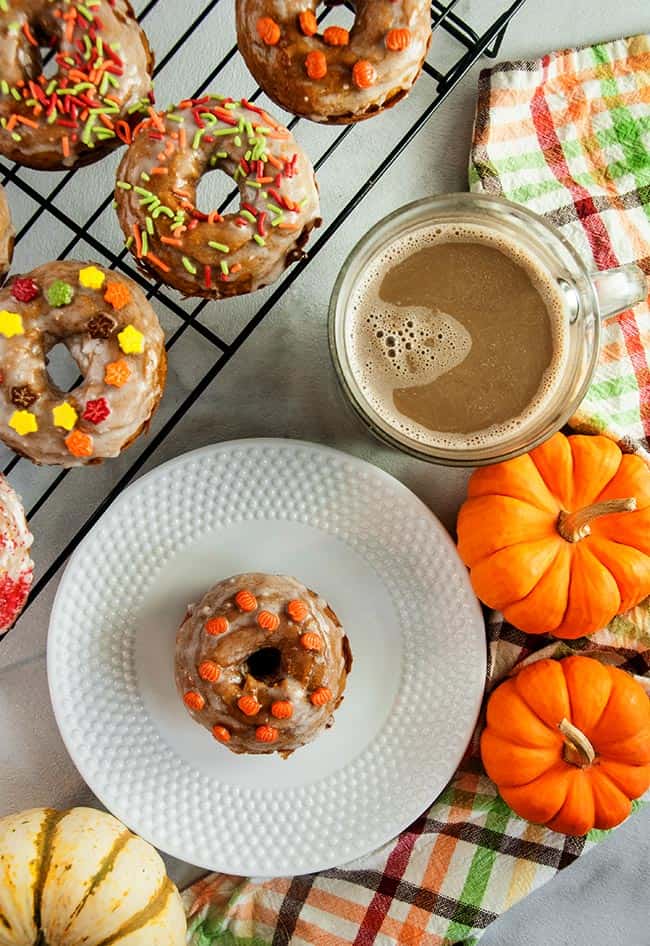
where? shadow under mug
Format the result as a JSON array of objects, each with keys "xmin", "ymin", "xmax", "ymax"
[{"xmin": 328, "ymin": 193, "xmax": 648, "ymax": 467}]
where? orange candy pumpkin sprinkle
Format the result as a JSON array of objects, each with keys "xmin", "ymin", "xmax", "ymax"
[
  {"xmin": 256, "ymin": 16, "xmax": 281, "ymax": 45},
  {"xmin": 103, "ymin": 280, "xmax": 132, "ymax": 310},
  {"xmin": 323, "ymin": 26, "xmax": 349, "ymax": 46},
  {"xmin": 64, "ymin": 430, "xmax": 93, "ymax": 459},
  {"xmin": 305, "ymin": 50, "xmax": 327, "ymax": 80},
  {"xmin": 238, "ymin": 694, "xmax": 261, "ymax": 716},
  {"xmin": 352, "ymin": 59, "xmax": 377, "ymax": 89},
  {"xmin": 298, "ymin": 10, "xmax": 318, "ymax": 35},
  {"xmin": 212, "ymin": 725, "xmax": 231, "ymax": 743},
  {"xmin": 235, "ymin": 589, "xmax": 257, "ymax": 612},
  {"xmin": 184, "ymin": 691, "xmax": 205, "ymax": 712},
  {"xmin": 104, "ymin": 359, "xmax": 131, "ymax": 388},
  {"xmin": 198, "ymin": 660, "xmax": 221, "ymax": 682},
  {"xmin": 256, "ymin": 724, "xmax": 279, "ymax": 743},
  {"xmin": 385, "ymin": 28, "xmax": 412, "ymax": 51},
  {"xmin": 300, "ymin": 632, "xmax": 323, "ymax": 652},
  {"xmin": 205, "ymin": 615, "xmax": 229, "ymax": 635},
  {"xmin": 287, "ymin": 599, "xmax": 308, "ymax": 623},
  {"xmin": 310, "ymin": 686, "xmax": 332, "ymax": 706},
  {"xmin": 271, "ymin": 700, "xmax": 293, "ymax": 719},
  {"xmin": 257, "ymin": 610, "xmax": 280, "ymax": 632}
]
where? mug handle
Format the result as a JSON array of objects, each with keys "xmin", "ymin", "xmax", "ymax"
[{"xmin": 591, "ymin": 264, "xmax": 648, "ymax": 319}]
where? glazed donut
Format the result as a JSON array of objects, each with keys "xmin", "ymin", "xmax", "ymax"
[
  {"xmin": 0, "ymin": 184, "xmax": 14, "ymax": 284},
  {"xmin": 114, "ymin": 95, "xmax": 321, "ymax": 298},
  {"xmin": 236, "ymin": 1, "xmax": 432, "ymax": 123},
  {"xmin": 0, "ymin": 261, "xmax": 166, "ymax": 467},
  {"xmin": 0, "ymin": 474, "xmax": 33, "ymax": 631},
  {"xmin": 175, "ymin": 573, "xmax": 352, "ymax": 756},
  {"xmin": 0, "ymin": 0, "xmax": 153, "ymax": 170}
]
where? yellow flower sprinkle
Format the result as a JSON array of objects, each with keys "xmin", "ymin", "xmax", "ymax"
[
  {"xmin": 0, "ymin": 310, "xmax": 24, "ymax": 338},
  {"xmin": 78, "ymin": 265, "xmax": 106, "ymax": 290},
  {"xmin": 9, "ymin": 410, "xmax": 38, "ymax": 436},
  {"xmin": 117, "ymin": 323, "xmax": 144, "ymax": 354},
  {"xmin": 52, "ymin": 402, "xmax": 78, "ymax": 431}
]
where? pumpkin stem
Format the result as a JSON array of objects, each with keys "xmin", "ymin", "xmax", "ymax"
[
  {"xmin": 557, "ymin": 497, "xmax": 636, "ymax": 542},
  {"xmin": 559, "ymin": 718, "xmax": 596, "ymax": 767}
]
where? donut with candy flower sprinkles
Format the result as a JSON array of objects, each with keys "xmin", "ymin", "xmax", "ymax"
[
  {"xmin": 236, "ymin": 0, "xmax": 432, "ymax": 123},
  {"xmin": 0, "ymin": 0, "xmax": 154, "ymax": 170},
  {"xmin": 114, "ymin": 95, "xmax": 321, "ymax": 298},
  {"xmin": 0, "ymin": 261, "xmax": 166, "ymax": 466}
]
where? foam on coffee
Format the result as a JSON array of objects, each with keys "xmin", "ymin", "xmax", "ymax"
[{"xmin": 346, "ymin": 223, "xmax": 569, "ymax": 450}]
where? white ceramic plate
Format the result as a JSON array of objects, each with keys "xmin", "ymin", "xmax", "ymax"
[{"xmin": 48, "ymin": 439, "xmax": 485, "ymax": 876}]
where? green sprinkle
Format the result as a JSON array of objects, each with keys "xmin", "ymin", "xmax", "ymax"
[
  {"xmin": 7, "ymin": 20, "xmax": 18, "ymax": 32},
  {"xmin": 192, "ymin": 129, "xmax": 205, "ymax": 150},
  {"xmin": 133, "ymin": 186, "xmax": 154, "ymax": 197},
  {"xmin": 267, "ymin": 203, "xmax": 283, "ymax": 215},
  {"xmin": 224, "ymin": 102, "xmax": 237, "ymax": 110},
  {"xmin": 83, "ymin": 35, "xmax": 93, "ymax": 60},
  {"xmin": 152, "ymin": 205, "xmax": 174, "ymax": 219},
  {"xmin": 0, "ymin": 81, "xmax": 8, "ymax": 95},
  {"xmin": 255, "ymin": 126, "xmax": 271, "ymax": 134},
  {"xmin": 253, "ymin": 235, "xmax": 266, "ymax": 247},
  {"xmin": 140, "ymin": 230, "xmax": 149, "ymax": 256},
  {"xmin": 77, "ymin": 3, "xmax": 95, "ymax": 21},
  {"xmin": 234, "ymin": 135, "xmax": 242, "ymax": 147},
  {"xmin": 145, "ymin": 216, "xmax": 154, "ymax": 235},
  {"xmin": 112, "ymin": 200, "xmax": 118, "ymax": 209},
  {"xmin": 244, "ymin": 149, "xmax": 252, "ymax": 161},
  {"xmin": 220, "ymin": 261, "xmax": 230, "ymax": 276},
  {"xmin": 116, "ymin": 181, "xmax": 132, "ymax": 190},
  {"xmin": 46, "ymin": 280, "xmax": 74, "ymax": 307},
  {"xmin": 125, "ymin": 235, "xmax": 134, "ymax": 249},
  {"xmin": 46, "ymin": 80, "xmax": 57, "ymax": 96},
  {"xmin": 128, "ymin": 101, "xmax": 145, "ymax": 114},
  {"xmin": 246, "ymin": 180, "xmax": 262, "ymax": 188},
  {"xmin": 233, "ymin": 167, "xmax": 243, "ymax": 181},
  {"xmin": 47, "ymin": 111, "xmax": 58, "ymax": 125},
  {"xmin": 0, "ymin": 1, "xmax": 8, "ymax": 12},
  {"xmin": 208, "ymin": 241, "xmax": 230, "ymax": 253},
  {"xmin": 81, "ymin": 116, "xmax": 96, "ymax": 146},
  {"xmin": 271, "ymin": 214, "xmax": 284, "ymax": 227},
  {"xmin": 10, "ymin": 132, "xmax": 21, "ymax": 142},
  {"xmin": 182, "ymin": 256, "xmax": 197, "ymax": 275},
  {"xmin": 166, "ymin": 112, "xmax": 184, "ymax": 123},
  {"xmin": 140, "ymin": 171, "xmax": 150, "ymax": 182},
  {"xmin": 240, "ymin": 210, "xmax": 256, "ymax": 224},
  {"xmin": 215, "ymin": 151, "xmax": 228, "ymax": 158},
  {"xmin": 10, "ymin": 87, "xmax": 21, "ymax": 101}
]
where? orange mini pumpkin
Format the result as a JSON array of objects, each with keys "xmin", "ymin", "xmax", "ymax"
[
  {"xmin": 457, "ymin": 432, "xmax": 650, "ymax": 638},
  {"xmin": 481, "ymin": 656, "xmax": 650, "ymax": 835}
]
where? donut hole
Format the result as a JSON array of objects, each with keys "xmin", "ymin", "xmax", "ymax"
[
  {"xmin": 45, "ymin": 342, "xmax": 79, "ymax": 391},
  {"xmin": 194, "ymin": 171, "xmax": 237, "ymax": 216},
  {"xmin": 246, "ymin": 647, "xmax": 283, "ymax": 684}
]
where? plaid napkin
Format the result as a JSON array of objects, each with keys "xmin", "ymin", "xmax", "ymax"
[{"xmin": 182, "ymin": 35, "xmax": 650, "ymax": 945}]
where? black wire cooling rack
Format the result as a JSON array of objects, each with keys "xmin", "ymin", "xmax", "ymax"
[{"xmin": 0, "ymin": 0, "xmax": 528, "ymax": 642}]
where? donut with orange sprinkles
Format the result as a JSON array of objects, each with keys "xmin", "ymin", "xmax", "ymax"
[
  {"xmin": 0, "ymin": 473, "xmax": 33, "ymax": 632},
  {"xmin": 175, "ymin": 573, "xmax": 352, "ymax": 757},
  {"xmin": 0, "ymin": 0, "xmax": 153, "ymax": 170},
  {"xmin": 0, "ymin": 260, "xmax": 166, "ymax": 466},
  {"xmin": 114, "ymin": 94, "xmax": 321, "ymax": 298},
  {"xmin": 236, "ymin": 1, "xmax": 432, "ymax": 123}
]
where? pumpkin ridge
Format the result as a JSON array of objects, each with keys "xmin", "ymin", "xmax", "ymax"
[
  {"xmin": 505, "ymin": 543, "xmax": 571, "ymax": 634},
  {"xmin": 63, "ymin": 829, "xmax": 133, "ymax": 932},
  {"xmin": 94, "ymin": 876, "xmax": 175, "ymax": 946},
  {"xmin": 467, "ymin": 534, "xmax": 562, "ymax": 575},
  {"xmin": 31, "ymin": 809, "xmax": 69, "ymax": 935},
  {"xmin": 0, "ymin": 909, "xmax": 11, "ymax": 932}
]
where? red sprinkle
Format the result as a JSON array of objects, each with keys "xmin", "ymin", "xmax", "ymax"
[
  {"xmin": 11, "ymin": 278, "xmax": 39, "ymax": 302},
  {"xmin": 82, "ymin": 397, "xmax": 110, "ymax": 424}
]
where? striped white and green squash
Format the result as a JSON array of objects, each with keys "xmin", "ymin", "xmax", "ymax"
[{"xmin": 0, "ymin": 808, "xmax": 186, "ymax": 946}]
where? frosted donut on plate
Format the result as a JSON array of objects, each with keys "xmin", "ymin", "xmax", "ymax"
[
  {"xmin": 0, "ymin": 474, "xmax": 33, "ymax": 631},
  {"xmin": 0, "ymin": 184, "xmax": 14, "ymax": 284},
  {"xmin": 0, "ymin": 0, "xmax": 154, "ymax": 170},
  {"xmin": 0, "ymin": 261, "xmax": 166, "ymax": 467},
  {"xmin": 114, "ymin": 95, "xmax": 321, "ymax": 298},
  {"xmin": 175, "ymin": 573, "xmax": 352, "ymax": 756},
  {"xmin": 236, "ymin": 0, "xmax": 432, "ymax": 123}
]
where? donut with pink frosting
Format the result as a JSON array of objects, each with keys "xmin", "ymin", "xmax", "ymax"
[{"xmin": 0, "ymin": 475, "xmax": 33, "ymax": 632}]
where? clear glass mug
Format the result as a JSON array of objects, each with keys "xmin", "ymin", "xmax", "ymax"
[{"xmin": 328, "ymin": 193, "xmax": 648, "ymax": 466}]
